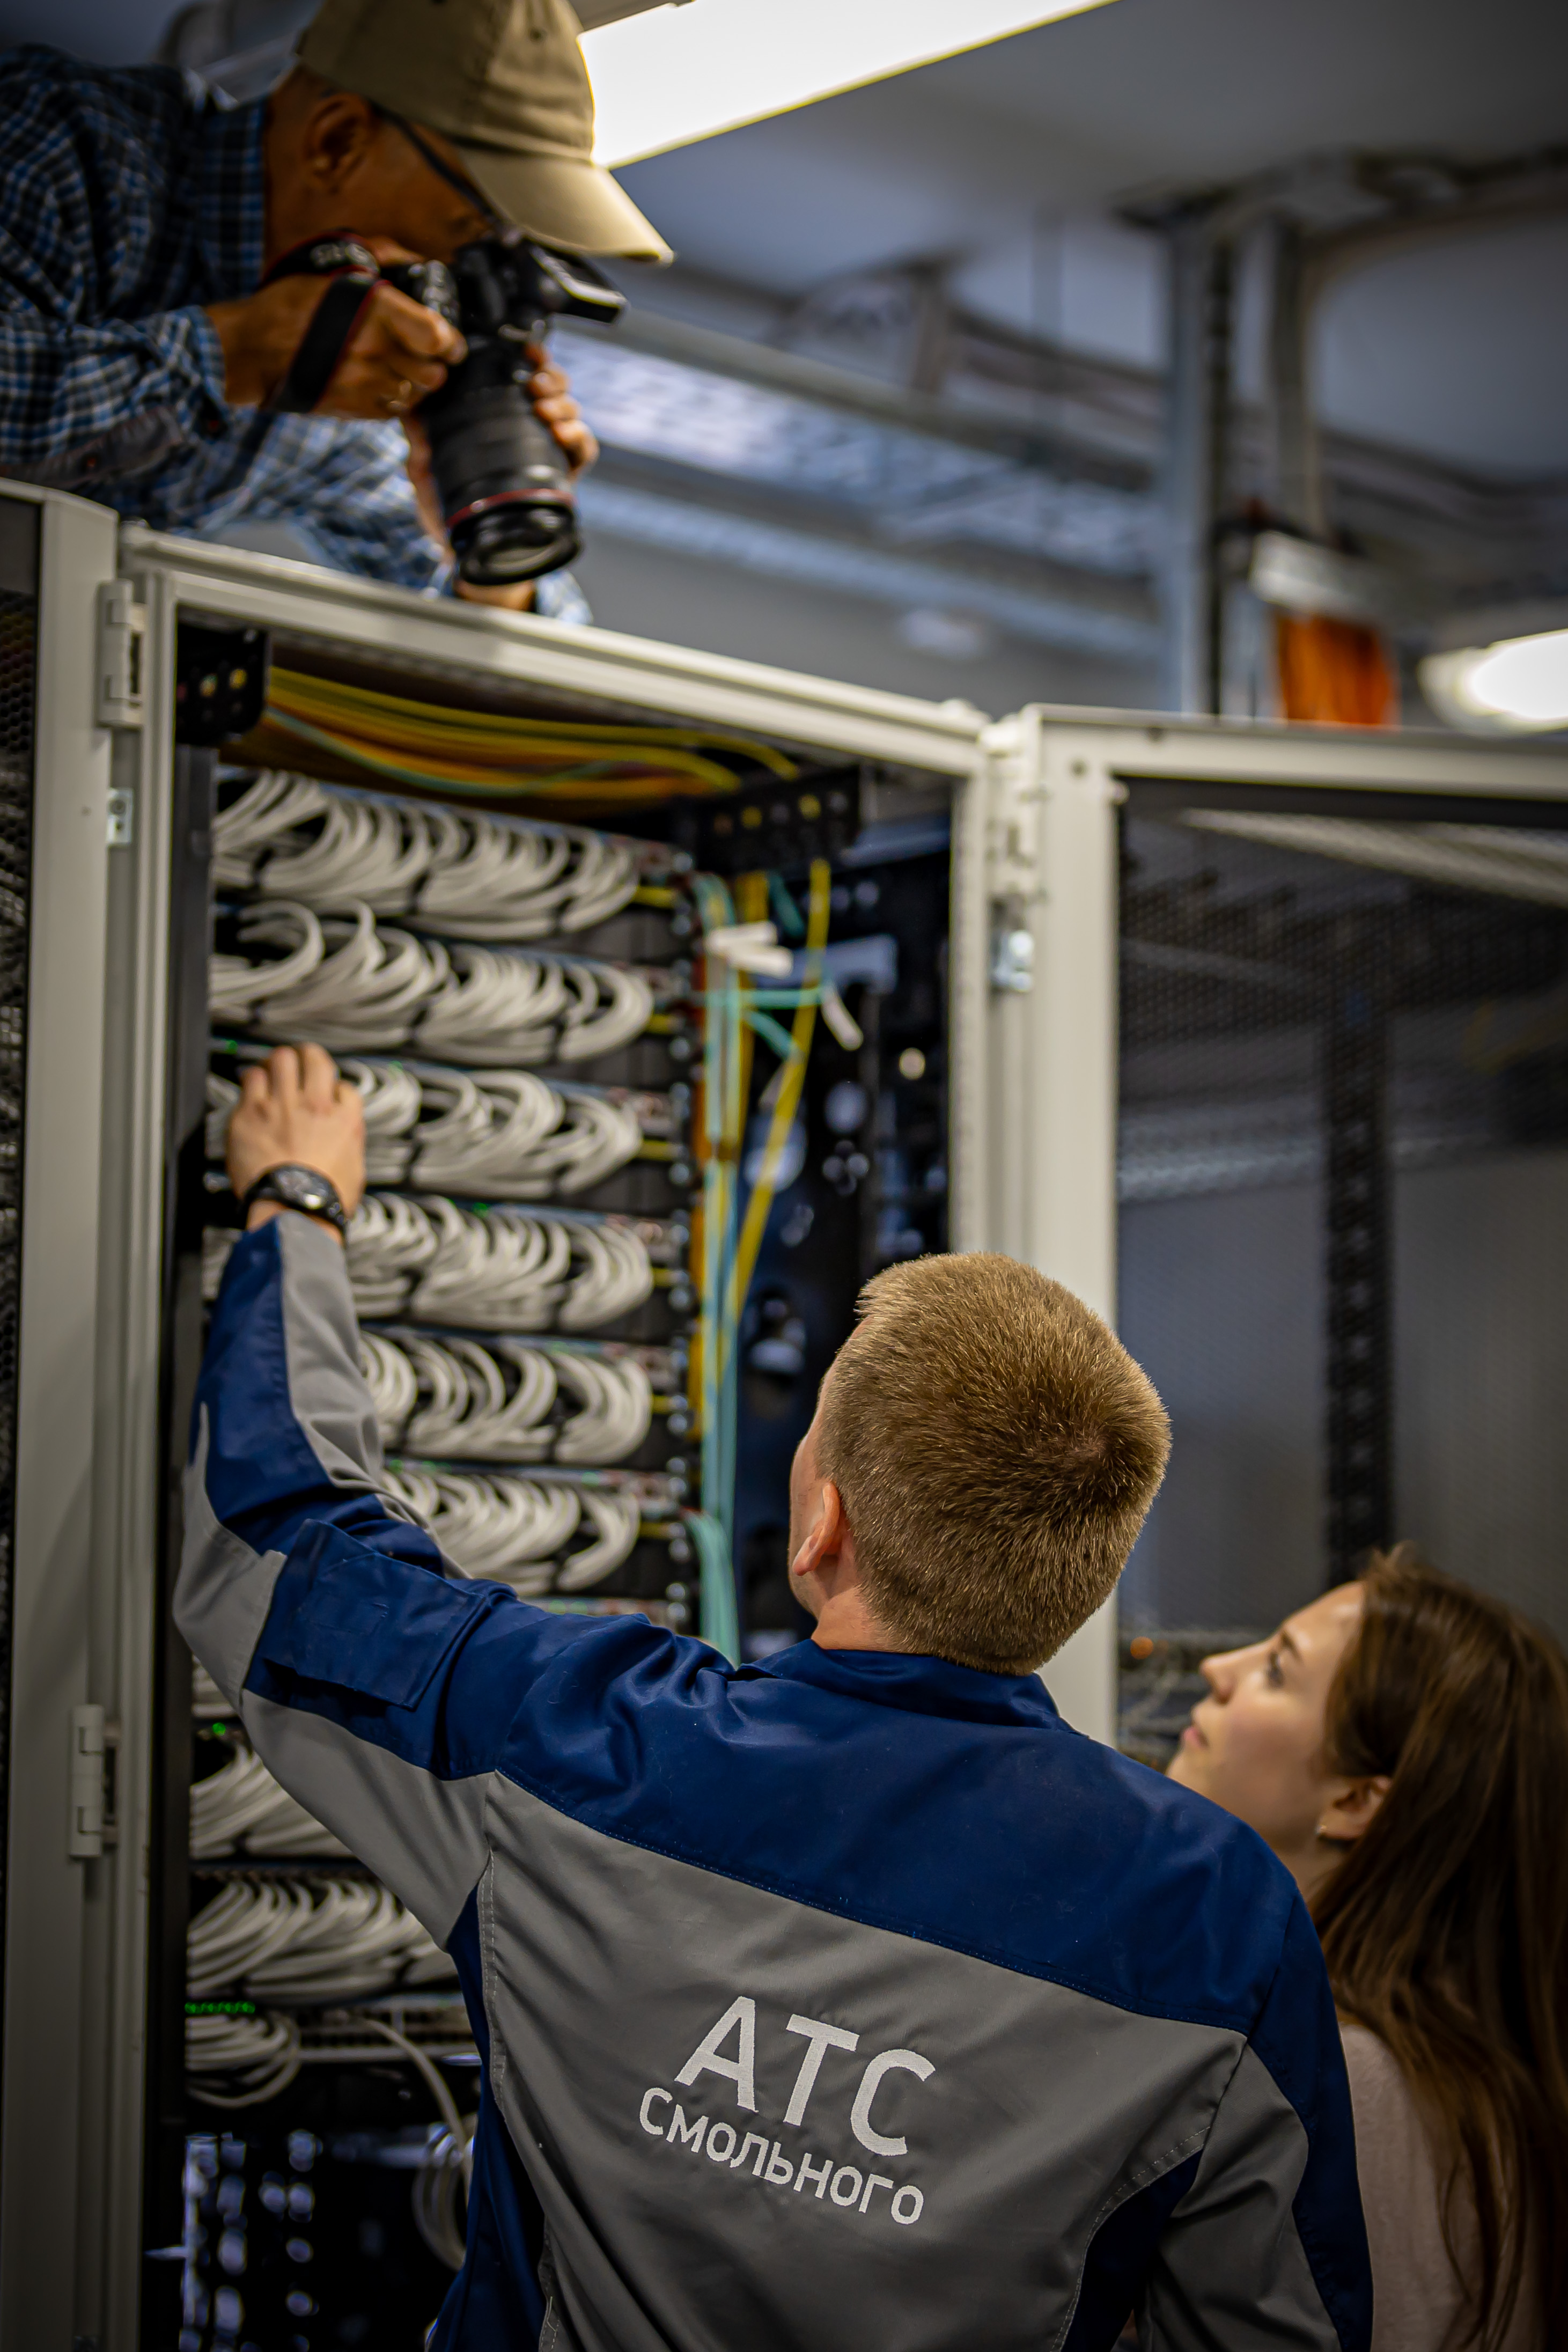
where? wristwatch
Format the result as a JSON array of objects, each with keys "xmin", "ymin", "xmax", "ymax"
[{"xmin": 239, "ymin": 1163, "xmax": 350, "ymax": 1238}]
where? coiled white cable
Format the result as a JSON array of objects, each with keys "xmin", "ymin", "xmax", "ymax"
[
  {"xmin": 219, "ymin": 901, "xmax": 657, "ymax": 1064},
  {"xmin": 204, "ymin": 1196, "xmax": 656, "ymax": 1335},
  {"xmin": 190, "ymin": 1742, "xmax": 352, "ymax": 1861},
  {"xmin": 187, "ymin": 2010, "xmax": 305, "ymax": 2110},
  {"xmin": 553, "ymin": 1350, "xmax": 656, "ymax": 1463},
  {"xmin": 214, "ymin": 771, "xmax": 642, "ymax": 938},
  {"xmin": 341, "ymin": 1057, "xmax": 426, "ymax": 1181},
  {"xmin": 252, "ymin": 907, "xmax": 451, "ymax": 1050},
  {"xmin": 381, "ymin": 1464, "xmax": 581, "ymax": 1589},
  {"xmin": 352, "ymin": 1197, "xmax": 651, "ymax": 1331},
  {"xmin": 554, "ymin": 1490, "xmax": 644, "ymax": 1590},
  {"xmin": 408, "ymin": 1068, "xmax": 563, "ymax": 1193},
  {"xmin": 507, "ymin": 1085, "xmax": 644, "ymax": 1198},
  {"xmin": 211, "ymin": 772, "xmax": 328, "ymax": 892},
  {"xmin": 364, "ymin": 1330, "xmax": 652, "ymax": 1465},
  {"xmin": 407, "ymin": 1197, "xmax": 575, "ymax": 1328},
  {"xmin": 187, "ymin": 1877, "xmax": 454, "ymax": 2002},
  {"xmin": 209, "ymin": 900, "xmax": 325, "ymax": 1019},
  {"xmin": 379, "ymin": 1463, "xmax": 641, "ymax": 1592},
  {"xmin": 211, "ymin": 1060, "xmax": 645, "ymax": 1200}
]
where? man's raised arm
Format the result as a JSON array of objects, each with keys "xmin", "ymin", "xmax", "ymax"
[{"xmin": 175, "ymin": 1046, "xmax": 563, "ymax": 1942}]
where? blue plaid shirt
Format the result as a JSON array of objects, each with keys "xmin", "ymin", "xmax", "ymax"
[{"xmin": 0, "ymin": 46, "xmax": 587, "ymax": 613}]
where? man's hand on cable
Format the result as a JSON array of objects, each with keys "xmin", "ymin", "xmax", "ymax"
[
  {"xmin": 227, "ymin": 1045, "xmax": 366, "ymax": 1244},
  {"xmin": 402, "ymin": 350, "xmax": 598, "ymax": 613}
]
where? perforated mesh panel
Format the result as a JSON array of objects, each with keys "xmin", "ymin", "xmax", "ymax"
[
  {"xmin": 1116, "ymin": 801, "xmax": 1568, "ymax": 1746},
  {"xmin": 0, "ymin": 582, "xmax": 37, "ymax": 1925}
]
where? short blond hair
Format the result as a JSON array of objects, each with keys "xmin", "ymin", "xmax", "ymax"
[{"xmin": 815, "ymin": 1254, "xmax": 1169, "ymax": 1673}]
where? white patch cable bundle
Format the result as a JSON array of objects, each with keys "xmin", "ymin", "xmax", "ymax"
[
  {"xmin": 203, "ymin": 1194, "xmax": 666, "ymax": 1339},
  {"xmin": 203, "ymin": 765, "xmax": 692, "ymax": 1623},
  {"xmin": 190, "ymin": 776, "xmax": 700, "ymax": 2116},
  {"xmin": 187, "ymin": 1877, "xmax": 454, "ymax": 2004},
  {"xmin": 208, "ymin": 1061, "xmax": 666, "ymax": 1200},
  {"xmin": 378, "ymin": 1465, "xmax": 644, "ymax": 1593},
  {"xmin": 214, "ymin": 769, "xmax": 647, "ymax": 940},
  {"xmin": 210, "ymin": 901, "xmax": 662, "ymax": 1065},
  {"xmin": 360, "ymin": 1326, "xmax": 662, "ymax": 1466}
]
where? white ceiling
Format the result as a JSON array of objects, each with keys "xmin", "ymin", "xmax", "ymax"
[{"xmin": 614, "ymin": 0, "xmax": 1568, "ymax": 475}]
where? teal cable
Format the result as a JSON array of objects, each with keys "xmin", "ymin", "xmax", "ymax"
[{"xmin": 686, "ymin": 1509, "xmax": 740, "ymax": 1664}]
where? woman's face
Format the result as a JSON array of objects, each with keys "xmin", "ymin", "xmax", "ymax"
[{"xmin": 1166, "ymin": 1583, "xmax": 1367, "ymax": 1890}]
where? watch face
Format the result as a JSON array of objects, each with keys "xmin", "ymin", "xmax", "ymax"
[{"xmin": 262, "ymin": 1165, "xmax": 342, "ymax": 1223}]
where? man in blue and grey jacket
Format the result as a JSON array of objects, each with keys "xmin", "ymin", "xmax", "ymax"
[{"xmin": 179, "ymin": 1041, "xmax": 1374, "ymax": 2352}]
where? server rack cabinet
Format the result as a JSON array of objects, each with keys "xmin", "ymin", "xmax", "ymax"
[
  {"xmin": 970, "ymin": 708, "xmax": 1568, "ymax": 1748},
  {"xmin": 0, "ymin": 496, "xmax": 1013, "ymax": 2352}
]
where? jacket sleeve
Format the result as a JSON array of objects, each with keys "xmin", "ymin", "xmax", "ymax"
[
  {"xmin": 175, "ymin": 1214, "xmax": 599, "ymax": 1943},
  {"xmin": 1138, "ymin": 1896, "xmax": 1373, "ymax": 2352}
]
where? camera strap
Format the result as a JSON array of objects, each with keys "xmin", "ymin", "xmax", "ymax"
[{"xmin": 260, "ymin": 235, "xmax": 383, "ymax": 415}]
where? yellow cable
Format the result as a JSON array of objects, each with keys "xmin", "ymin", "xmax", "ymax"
[
  {"xmin": 729, "ymin": 859, "xmax": 830, "ymax": 1320},
  {"xmin": 264, "ymin": 670, "xmax": 797, "ymax": 797}
]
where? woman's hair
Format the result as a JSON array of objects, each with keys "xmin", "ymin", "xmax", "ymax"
[{"xmin": 1315, "ymin": 1546, "xmax": 1568, "ymax": 2348}]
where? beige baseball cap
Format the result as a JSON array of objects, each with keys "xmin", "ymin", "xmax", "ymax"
[{"xmin": 297, "ymin": 0, "xmax": 672, "ymax": 262}]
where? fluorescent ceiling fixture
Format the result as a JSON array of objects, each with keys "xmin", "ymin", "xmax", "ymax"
[
  {"xmin": 584, "ymin": 0, "xmax": 1122, "ymax": 167},
  {"xmin": 1421, "ymin": 628, "xmax": 1568, "ymax": 734}
]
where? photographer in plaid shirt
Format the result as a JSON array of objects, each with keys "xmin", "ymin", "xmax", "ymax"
[{"xmin": 0, "ymin": 0, "xmax": 671, "ymax": 611}]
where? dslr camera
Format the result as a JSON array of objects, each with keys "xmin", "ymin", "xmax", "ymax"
[{"xmin": 386, "ymin": 241, "xmax": 624, "ymax": 588}]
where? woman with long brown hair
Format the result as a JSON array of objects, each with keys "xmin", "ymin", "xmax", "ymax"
[{"xmin": 1167, "ymin": 1546, "xmax": 1568, "ymax": 2349}]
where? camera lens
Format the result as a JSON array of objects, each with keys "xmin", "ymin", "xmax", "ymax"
[{"xmin": 452, "ymin": 502, "xmax": 582, "ymax": 585}]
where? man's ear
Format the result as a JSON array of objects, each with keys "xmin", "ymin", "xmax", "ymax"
[
  {"xmin": 1320, "ymin": 1775, "xmax": 1390, "ymax": 1844},
  {"xmin": 789, "ymin": 1479, "xmax": 844, "ymax": 1583},
  {"xmin": 301, "ymin": 91, "xmax": 382, "ymax": 192}
]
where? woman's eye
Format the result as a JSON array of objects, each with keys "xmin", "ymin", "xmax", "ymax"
[{"xmin": 1265, "ymin": 1651, "xmax": 1285, "ymax": 1687}]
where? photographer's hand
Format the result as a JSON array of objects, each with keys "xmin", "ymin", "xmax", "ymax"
[
  {"xmin": 523, "ymin": 345, "xmax": 599, "ymax": 480},
  {"xmin": 404, "ymin": 352, "xmax": 598, "ymax": 612},
  {"xmin": 208, "ymin": 238, "xmax": 465, "ymax": 418}
]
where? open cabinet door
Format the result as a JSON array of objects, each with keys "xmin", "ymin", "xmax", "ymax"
[{"xmin": 950, "ymin": 705, "xmax": 1122, "ymax": 1741}]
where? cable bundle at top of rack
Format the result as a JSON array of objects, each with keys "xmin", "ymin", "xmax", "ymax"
[
  {"xmin": 246, "ymin": 666, "xmax": 798, "ymax": 811},
  {"xmin": 210, "ymin": 900, "xmax": 668, "ymax": 1063},
  {"xmin": 214, "ymin": 771, "xmax": 659, "ymax": 940}
]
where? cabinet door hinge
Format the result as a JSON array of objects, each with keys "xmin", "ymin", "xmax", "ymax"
[
  {"xmin": 68, "ymin": 1703, "xmax": 121, "ymax": 1859},
  {"xmin": 95, "ymin": 580, "xmax": 147, "ymax": 730}
]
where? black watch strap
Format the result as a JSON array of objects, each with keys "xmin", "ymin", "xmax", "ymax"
[{"xmin": 240, "ymin": 1164, "xmax": 350, "ymax": 1237}]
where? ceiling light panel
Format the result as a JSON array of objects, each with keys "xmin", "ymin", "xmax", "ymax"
[{"xmin": 583, "ymin": 0, "xmax": 1122, "ymax": 167}]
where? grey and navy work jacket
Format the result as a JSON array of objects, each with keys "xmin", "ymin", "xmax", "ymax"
[{"xmin": 177, "ymin": 1216, "xmax": 1373, "ymax": 2352}]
